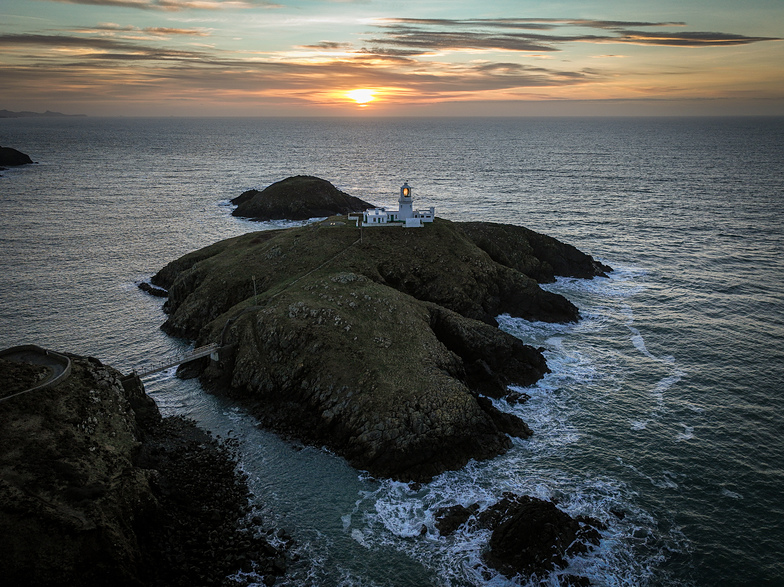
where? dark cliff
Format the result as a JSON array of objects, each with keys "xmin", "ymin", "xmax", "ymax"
[{"xmin": 0, "ymin": 355, "xmax": 287, "ymax": 586}]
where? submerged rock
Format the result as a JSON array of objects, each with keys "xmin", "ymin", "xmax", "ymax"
[
  {"xmin": 232, "ymin": 175, "xmax": 372, "ymax": 221},
  {"xmin": 152, "ymin": 203, "xmax": 609, "ymax": 481}
]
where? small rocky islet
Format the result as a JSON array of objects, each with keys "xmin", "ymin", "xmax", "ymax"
[
  {"xmin": 231, "ymin": 175, "xmax": 373, "ymax": 221},
  {"xmin": 0, "ymin": 146, "xmax": 34, "ymax": 176}
]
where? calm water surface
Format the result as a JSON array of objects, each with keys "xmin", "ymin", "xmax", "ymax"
[{"xmin": 1, "ymin": 117, "xmax": 782, "ymax": 586}]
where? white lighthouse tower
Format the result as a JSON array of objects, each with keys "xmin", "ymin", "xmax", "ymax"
[
  {"xmin": 398, "ymin": 182, "xmax": 413, "ymax": 220},
  {"xmin": 361, "ymin": 181, "xmax": 435, "ymax": 227}
]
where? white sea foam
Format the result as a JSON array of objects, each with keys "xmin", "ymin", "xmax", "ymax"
[
  {"xmin": 676, "ymin": 424, "xmax": 695, "ymax": 441},
  {"xmin": 542, "ymin": 265, "xmax": 647, "ymax": 300},
  {"xmin": 351, "ymin": 528, "xmax": 370, "ymax": 547},
  {"xmin": 351, "ymin": 460, "xmax": 676, "ymax": 587}
]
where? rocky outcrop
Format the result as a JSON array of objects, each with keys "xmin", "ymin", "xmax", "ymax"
[
  {"xmin": 151, "ymin": 211, "xmax": 609, "ymax": 481},
  {"xmin": 0, "ymin": 146, "xmax": 33, "ymax": 168},
  {"xmin": 435, "ymin": 493, "xmax": 604, "ymax": 583},
  {"xmin": 458, "ymin": 222, "xmax": 611, "ymax": 282},
  {"xmin": 201, "ymin": 276, "xmax": 540, "ymax": 481},
  {"xmin": 137, "ymin": 281, "xmax": 168, "ymax": 297},
  {"xmin": 0, "ymin": 354, "xmax": 287, "ymax": 587},
  {"xmin": 232, "ymin": 176, "xmax": 372, "ymax": 221}
]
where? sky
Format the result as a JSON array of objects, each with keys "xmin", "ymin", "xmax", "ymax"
[{"xmin": 1, "ymin": 0, "xmax": 782, "ymax": 116}]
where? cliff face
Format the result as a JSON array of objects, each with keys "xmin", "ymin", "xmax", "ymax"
[
  {"xmin": 0, "ymin": 357, "xmax": 155, "ymax": 586},
  {"xmin": 231, "ymin": 175, "xmax": 372, "ymax": 221},
  {"xmin": 152, "ymin": 216, "xmax": 609, "ymax": 481},
  {"xmin": 0, "ymin": 355, "xmax": 286, "ymax": 587}
]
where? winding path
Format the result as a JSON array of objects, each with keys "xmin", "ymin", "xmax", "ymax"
[{"xmin": 0, "ymin": 345, "xmax": 72, "ymax": 403}]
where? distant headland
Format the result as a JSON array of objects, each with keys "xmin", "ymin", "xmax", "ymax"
[{"xmin": 0, "ymin": 109, "xmax": 86, "ymax": 118}]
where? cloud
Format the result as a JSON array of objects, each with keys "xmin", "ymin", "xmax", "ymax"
[
  {"xmin": 380, "ymin": 18, "xmax": 689, "ymax": 30},
  {"xmin": 368, "ymin": 18, "xmax": 780, "ymax": 53},
  {"xmin": 0, "ymin": 33, "xmax": 212, "ymax": 61},
  {"xmin": 37, "ymin": 0, "xmax": 280, "ymax": 11},
  {"xmin": 0, "ymin": 29, "xmax": 596, "ymax": 98},
  {"xmin": 616, "ymin": 30, "xmax": 779, "ymax": 47},
  {"xmin": 365, "ymin": 28, "xmax": 561, "ymax": 54},
  {"xmin": 297, "ymin": 41, "xmax": 354, "ymax": 50},
  {"xmin": 83, "ymin": 23, "xmax": 211, "ymax": 36}
]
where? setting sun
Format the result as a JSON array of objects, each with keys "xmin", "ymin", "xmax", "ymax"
[{"xmin": 346, "ymin": 89, "xmax": 376, "ymax": 105}]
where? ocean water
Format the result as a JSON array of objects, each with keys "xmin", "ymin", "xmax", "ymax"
[{"xmin": 1, "ymin": 116, "xmax": 782, "ymax": 586}]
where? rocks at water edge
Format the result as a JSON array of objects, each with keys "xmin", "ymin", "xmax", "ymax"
[
  {"xmin": 435, "ymin": 493, "xmax": 605, "ymax": 583},
  {"xmin": 0, "ymin": 354, "xmax": 289, "ymax": 587},
  {"xmin": 231, "ymin": 175, "xmax": 373, "ymax": 221},
  {"xmin": 137, "ymin": 280, "xmax": 168, "ymax": 297}
]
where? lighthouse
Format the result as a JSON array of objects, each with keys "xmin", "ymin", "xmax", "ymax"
[
  {"xmin": 398, "ymin": 182, "xmax": 413, "ymax": 220},
  {"xmin": 361, "ymin": 181, "xmax": 435, "ymax": 227}
]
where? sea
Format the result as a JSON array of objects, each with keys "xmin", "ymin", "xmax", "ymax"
[{"xmin": 1, "ymin": 116, "xmax": 782, "ymax": 586}]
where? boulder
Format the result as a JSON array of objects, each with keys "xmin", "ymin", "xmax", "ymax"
[
  {"xmin": 137, "ymin": 281, "xmax": 168, "ymax": 297},
  {"xmin": 482, "ymin": 495, "xmax": 603, "ymax": 578},
  {"xmin": 435, "ymin": 493, "xmax": 604, "ymax": 582}
]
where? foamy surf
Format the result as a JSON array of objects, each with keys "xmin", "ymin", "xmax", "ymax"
[{"xmin": 335, "ymin": 264, "xmax": 692, "ymax": 586}]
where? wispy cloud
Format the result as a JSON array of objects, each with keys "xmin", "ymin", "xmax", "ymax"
[
  {"xmin": 36, "ymin": 0, "xmax": 280, "ymax": 12},
  {"xmin": 0, "ymin": 32, "xmax": 211, "ymax": 60},
  {"xmin": 78, "ymin": 23, "xmax": 211, "ymax": 37},
  {"xmin": 297, "ymin": 41, "xmax": 354, "ymax": 50},
  {"xmin": 369, "ymin": 18, "xmax": 779, "ymax": 52}
]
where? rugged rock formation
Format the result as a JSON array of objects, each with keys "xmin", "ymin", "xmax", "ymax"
[
  {"xmin": 458, "ymin": 222, "xmax": 611, "ymax": 283},
  {"xmin": 0, "ymin": 354, "xmax": 287, "ymax": 587},
  {"xmin": 137, "ymin": 280, "xmax": 168, "ymax": 297},
  {"xmin": 232, "ymin": 176, "xmax": 372, "ymax": 221},
  {"xmin": 0, "ymin": 146, "xmax": 33, "ymax": 168},
  {"xmin": 151, "ymin": 210, "xmax": 609, "ymax": 481},
  {"xmin": 435, "ymin": 493, "xmax": 604, "ymax": 583}
]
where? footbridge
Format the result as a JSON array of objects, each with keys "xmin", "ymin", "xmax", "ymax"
[{"xmin": 132, "ymin": 343, "xmax": 221, "ymax": 378}]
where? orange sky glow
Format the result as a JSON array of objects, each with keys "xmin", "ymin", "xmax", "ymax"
[{"xmin": 1, "ymin": 1, "xmax": 782, "ymax": 116}]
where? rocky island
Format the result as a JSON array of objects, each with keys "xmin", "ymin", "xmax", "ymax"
[
  {"xmin": 231, "ymin": 175, "xmax": 372, "ymax": 221},
  {"xmin": 150, "ymin": 177, "xmax": 610, "ymax": 482},
  {"xmin": 0, "ymin": 353, "xmax": 289, "ymax": 587},
  {"xmin": 0, "ymin": 146, "xmax": 34, "ymax": 175}
]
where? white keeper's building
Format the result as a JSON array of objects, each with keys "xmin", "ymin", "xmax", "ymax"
[{"xmin": 362, "ymin": 182, "xmax": 435, "ymax": 228}]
